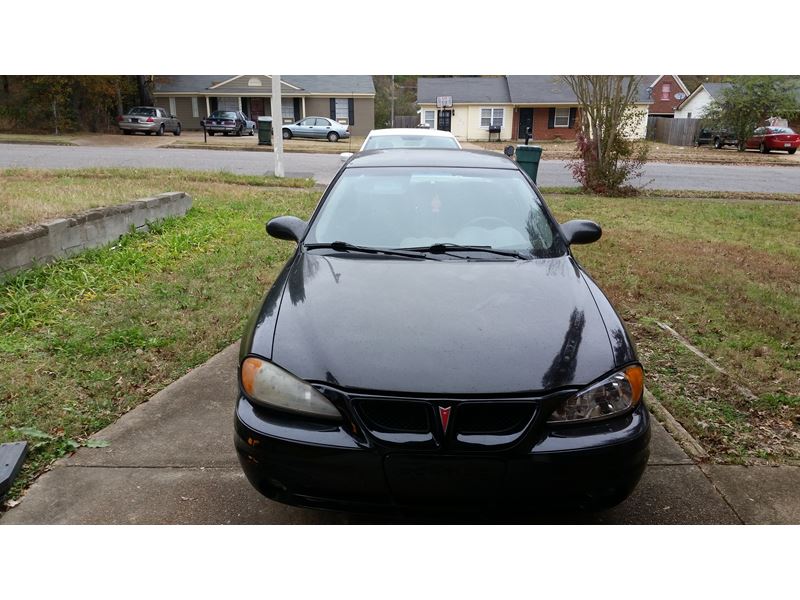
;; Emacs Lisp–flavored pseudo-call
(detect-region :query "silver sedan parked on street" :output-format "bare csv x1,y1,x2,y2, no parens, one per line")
116,106,181,136
281,116,350,142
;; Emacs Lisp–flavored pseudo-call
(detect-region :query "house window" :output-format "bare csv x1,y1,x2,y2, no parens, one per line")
687,111,692,119
661,83,671,100
335,98,349,122
554,107,570,127
423,109,436,129
168,97,176,117
248,78,262,87
480,107,504,128
191,97,199,118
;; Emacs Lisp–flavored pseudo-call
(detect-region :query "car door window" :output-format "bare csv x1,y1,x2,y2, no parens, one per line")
315,118,330,127
299,118,315,126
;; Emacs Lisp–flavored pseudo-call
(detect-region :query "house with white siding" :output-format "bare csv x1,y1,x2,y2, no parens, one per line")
673,82,732,119
417,76,652,142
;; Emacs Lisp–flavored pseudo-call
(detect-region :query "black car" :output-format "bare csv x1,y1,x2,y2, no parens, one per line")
203,110,254,136
235,149,650,514
695,127,737,148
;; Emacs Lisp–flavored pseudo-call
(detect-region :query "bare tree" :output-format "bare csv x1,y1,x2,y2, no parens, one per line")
561,76,648,195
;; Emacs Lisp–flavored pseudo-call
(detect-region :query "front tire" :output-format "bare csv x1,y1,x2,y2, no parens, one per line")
236,125,243,137
156,124,165,136
173,124,181,136
283,129,292,139
760,142,769,154
327,131,340,142
714,138,723,149
789,148,797,155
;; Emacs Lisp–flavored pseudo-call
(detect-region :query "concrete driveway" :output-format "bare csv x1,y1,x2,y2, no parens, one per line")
3,343,796,525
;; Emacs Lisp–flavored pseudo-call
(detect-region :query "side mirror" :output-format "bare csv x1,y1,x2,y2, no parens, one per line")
561,219,602,245
340,152,354,162
266,216,307,243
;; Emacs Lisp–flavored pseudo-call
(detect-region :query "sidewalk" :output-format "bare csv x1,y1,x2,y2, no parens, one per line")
2,344,798,525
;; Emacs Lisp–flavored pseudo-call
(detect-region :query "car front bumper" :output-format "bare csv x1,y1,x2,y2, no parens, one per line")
234,395,651,514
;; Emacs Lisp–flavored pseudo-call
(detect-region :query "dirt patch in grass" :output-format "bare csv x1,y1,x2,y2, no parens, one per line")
0,133,77,146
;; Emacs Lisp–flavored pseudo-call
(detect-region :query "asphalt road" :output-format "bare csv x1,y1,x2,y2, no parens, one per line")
2,143,800,192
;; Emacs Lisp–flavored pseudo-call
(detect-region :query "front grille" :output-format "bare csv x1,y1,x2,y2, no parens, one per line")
358,399,430,433
455,402,536,435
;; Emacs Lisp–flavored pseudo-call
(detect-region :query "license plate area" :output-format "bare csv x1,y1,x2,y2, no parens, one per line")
130,118,138,123
384,455,505,504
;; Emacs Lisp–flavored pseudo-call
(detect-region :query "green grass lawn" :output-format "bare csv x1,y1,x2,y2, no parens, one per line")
1,172,798,502
0,171,320,499
548,194,799,464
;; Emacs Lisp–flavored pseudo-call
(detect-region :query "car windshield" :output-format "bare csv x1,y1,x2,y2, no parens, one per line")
363,135,460,150
210,111,237,119
128,107,156,116
306,167,566,258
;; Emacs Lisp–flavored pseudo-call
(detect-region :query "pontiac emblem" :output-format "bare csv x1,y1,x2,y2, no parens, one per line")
438,406,452,433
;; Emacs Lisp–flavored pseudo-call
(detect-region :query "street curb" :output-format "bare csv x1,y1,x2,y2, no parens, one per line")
644,388,709,462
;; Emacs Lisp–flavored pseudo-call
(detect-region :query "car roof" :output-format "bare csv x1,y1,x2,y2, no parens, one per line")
345,149,518,169
365,128,457,138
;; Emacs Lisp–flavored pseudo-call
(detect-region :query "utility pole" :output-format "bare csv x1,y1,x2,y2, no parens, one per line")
390,75,395,128
271,75,284,177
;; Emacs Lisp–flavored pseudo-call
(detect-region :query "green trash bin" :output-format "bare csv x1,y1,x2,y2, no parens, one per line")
258,117,272,146
515,145,542,183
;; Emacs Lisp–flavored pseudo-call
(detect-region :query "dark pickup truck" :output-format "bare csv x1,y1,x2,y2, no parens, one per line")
696,127,737,148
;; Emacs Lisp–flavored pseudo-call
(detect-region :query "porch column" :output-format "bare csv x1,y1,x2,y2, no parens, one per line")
205,96,210,117
301,97,306,119
238,97,243,111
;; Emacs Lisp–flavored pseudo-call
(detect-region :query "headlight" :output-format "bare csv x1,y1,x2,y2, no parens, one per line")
240,357,341,420
548,365,643,423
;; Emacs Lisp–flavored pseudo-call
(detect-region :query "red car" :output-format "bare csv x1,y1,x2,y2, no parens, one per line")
745,126,799,154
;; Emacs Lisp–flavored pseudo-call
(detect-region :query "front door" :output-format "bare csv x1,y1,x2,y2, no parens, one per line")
518,108,533,139
249,98,265,122
437,109,451,132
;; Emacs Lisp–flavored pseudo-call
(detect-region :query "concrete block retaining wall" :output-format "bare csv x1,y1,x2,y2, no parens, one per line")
0,192,192,279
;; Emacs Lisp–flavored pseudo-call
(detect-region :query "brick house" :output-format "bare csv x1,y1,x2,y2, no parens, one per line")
646,75,691,117
417,76,652,142
151,75,375,135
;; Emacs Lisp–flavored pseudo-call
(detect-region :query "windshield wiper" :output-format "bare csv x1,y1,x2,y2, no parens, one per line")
397,243,529,260
304,241,437,260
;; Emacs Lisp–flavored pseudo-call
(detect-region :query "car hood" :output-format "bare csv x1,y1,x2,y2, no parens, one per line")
268,253,617,395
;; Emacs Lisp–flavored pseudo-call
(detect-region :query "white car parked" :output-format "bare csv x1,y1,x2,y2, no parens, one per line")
340,128,461,161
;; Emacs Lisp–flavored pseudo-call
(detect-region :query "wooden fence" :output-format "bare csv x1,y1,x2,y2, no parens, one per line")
647,117,702,146
392,115,420,128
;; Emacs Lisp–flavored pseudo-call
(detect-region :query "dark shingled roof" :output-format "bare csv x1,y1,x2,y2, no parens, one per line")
418,76,652,105
702,82,733,100
416,77,511,104
153,75,375,95
507,76,652,104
